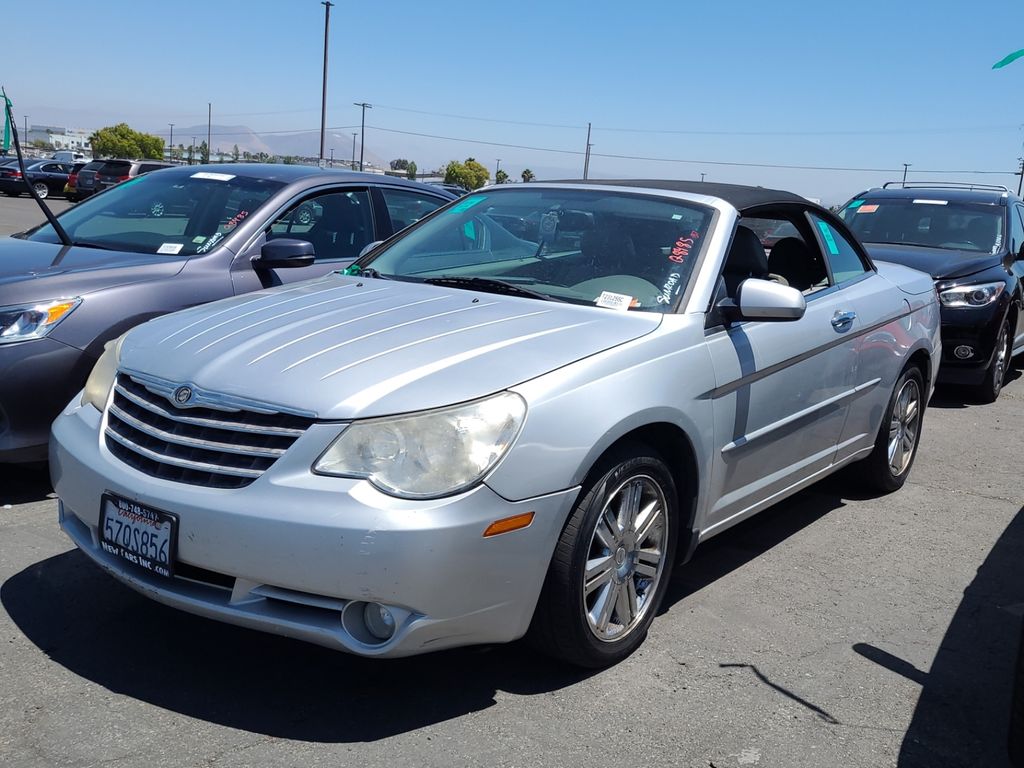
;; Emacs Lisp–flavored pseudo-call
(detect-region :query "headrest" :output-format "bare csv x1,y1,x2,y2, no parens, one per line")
725,225,768,275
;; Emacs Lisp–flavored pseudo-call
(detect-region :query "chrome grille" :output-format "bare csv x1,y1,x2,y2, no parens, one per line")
105,375,314,488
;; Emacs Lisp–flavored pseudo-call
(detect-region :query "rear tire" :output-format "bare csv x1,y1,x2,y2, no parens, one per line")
971,319,1011,404
528,441,679,667
32,182,48,199
859,365,925,493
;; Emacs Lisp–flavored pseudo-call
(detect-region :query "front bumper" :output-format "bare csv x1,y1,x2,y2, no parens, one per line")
0,337,94,462
935,302,1006,385
50,399,578,657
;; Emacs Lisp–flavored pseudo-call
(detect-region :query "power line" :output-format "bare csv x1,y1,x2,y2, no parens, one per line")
373,103,585,130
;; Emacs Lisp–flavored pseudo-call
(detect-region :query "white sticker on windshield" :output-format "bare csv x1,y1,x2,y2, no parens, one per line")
912,199,948,205
157,243,183,255
596,291,634,311
192,236,207,244
191,172,235,181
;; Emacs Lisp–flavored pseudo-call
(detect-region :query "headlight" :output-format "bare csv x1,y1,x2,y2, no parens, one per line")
81,333,128,411
0,298,81,343
938,281,1005,308
314,392,527,499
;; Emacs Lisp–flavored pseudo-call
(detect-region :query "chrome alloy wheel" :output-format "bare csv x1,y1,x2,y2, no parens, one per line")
887,377,921,477
993,323,1011,393
583,474,668,642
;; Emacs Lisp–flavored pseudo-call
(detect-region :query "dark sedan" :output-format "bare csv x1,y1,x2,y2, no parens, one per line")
0,159,73,199
841,182,1024,402
0,163,454,461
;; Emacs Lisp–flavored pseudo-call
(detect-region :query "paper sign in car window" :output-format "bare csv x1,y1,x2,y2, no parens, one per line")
847,199,865,209
816,221,840,255
450,196,485,213
857,204,879,214
157,243,183,255
595,291,634,311
191,172,236,181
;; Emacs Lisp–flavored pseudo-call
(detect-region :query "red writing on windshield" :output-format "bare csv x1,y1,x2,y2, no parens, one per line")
669,230,700,263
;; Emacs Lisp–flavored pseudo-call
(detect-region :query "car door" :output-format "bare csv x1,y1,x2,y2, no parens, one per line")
1011,205,1024,353
702,215,862,535
376,186,451,237
230,186,376,293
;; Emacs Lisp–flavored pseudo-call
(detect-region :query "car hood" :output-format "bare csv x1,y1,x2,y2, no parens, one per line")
0,237,187,304
119,275,663,420
863,242,1001,280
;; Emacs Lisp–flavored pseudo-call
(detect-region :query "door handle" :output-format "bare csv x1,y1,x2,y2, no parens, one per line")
831,310,857,329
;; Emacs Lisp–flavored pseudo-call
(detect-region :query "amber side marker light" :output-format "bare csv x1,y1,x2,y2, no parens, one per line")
46,301,78,323
483,512,535,537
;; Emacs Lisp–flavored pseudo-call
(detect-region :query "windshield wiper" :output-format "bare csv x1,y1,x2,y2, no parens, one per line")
422,275,562,302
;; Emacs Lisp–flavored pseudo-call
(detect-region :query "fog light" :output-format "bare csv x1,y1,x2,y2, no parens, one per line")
954,345,974,359
363,602,396,641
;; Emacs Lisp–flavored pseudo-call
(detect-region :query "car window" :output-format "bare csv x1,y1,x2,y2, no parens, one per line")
1011,205,1024,257
24,171,284,256
842,197,1005,255
380,188,447,232
267,189,374,262
741,216,829,295
809,214,869,284
364,188,714,312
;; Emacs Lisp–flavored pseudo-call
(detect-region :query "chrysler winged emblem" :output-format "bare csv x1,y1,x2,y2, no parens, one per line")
172,386,193,406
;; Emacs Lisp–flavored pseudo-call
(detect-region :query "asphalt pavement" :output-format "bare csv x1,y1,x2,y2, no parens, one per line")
0,195,1021,767
0,195,73,236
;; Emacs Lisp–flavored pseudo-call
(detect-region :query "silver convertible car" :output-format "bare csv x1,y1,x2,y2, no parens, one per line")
50,181,940,667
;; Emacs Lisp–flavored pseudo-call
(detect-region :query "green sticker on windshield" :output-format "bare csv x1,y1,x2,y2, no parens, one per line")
120,177,144,189
847,199,865,209
450,195,485,213
817,220,840,255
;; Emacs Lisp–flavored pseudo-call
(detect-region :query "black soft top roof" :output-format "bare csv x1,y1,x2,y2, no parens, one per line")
545,179,811,212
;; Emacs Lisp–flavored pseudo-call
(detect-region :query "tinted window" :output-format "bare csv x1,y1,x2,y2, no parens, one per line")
843,197,1005,254
268,189,374,262
381,187,447,232
1012,205,1024,257
809,215,868,284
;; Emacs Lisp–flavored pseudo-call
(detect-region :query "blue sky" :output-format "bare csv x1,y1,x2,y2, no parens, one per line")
5,0,1024,203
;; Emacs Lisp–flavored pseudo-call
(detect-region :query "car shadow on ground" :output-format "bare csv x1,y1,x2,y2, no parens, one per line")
853,504,1024,767
0,478,855,743
928,366,1023,410
0,463,54,505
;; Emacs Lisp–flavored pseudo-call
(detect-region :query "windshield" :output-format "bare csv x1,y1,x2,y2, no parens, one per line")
362,188,713,312
22,171,284,256
841,197,1005,254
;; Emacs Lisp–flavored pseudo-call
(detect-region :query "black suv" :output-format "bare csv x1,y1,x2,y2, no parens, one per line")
841,182,1024,402
75,159,174,199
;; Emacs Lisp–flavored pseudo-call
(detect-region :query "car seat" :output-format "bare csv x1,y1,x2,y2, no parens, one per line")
723,225,771,297
768,237,825,292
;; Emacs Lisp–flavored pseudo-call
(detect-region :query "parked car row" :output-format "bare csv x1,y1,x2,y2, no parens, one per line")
0,165,1017,668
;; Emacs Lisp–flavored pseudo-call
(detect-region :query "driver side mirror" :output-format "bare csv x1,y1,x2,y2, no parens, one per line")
717,278,806,323
253,238,315,269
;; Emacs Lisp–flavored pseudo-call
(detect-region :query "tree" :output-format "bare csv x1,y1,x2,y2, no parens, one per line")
495,169,509,184
232,144,240,162
198,140,210,164
406,161,417,181
521,168,535,183
444,158,490,190
390,158,410,171
90,123,163,159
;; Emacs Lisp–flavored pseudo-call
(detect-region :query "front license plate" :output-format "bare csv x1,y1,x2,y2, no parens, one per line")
99,493,177,578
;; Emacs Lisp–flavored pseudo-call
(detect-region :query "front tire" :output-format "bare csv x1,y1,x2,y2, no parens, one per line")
32,182,48,199
972,319,1012,404
859,365,925,493
528,442,679,667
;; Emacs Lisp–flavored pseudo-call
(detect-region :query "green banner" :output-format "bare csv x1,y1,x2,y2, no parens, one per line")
993,49,1024,69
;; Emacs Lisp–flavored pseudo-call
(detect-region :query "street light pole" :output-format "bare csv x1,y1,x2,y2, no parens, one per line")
353,102,372,170
329,148,334,168
583,122,592,179
207,103,212,163
1017,157,1023,196
902,163,911,185
700,172,706,182
351,132,357,170
190,137,196,165
319,1,334,166
168,123,174,163
495,158,501,182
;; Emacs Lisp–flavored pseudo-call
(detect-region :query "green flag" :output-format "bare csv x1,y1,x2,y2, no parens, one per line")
1,88,10,154
993,48,1024,69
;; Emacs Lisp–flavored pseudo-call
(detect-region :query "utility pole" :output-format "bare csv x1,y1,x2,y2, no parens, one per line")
902,163,911,185
351,132,357,170
700,172,706,182
319,0,334,166
168,123,174,163
1017,157,1023,196
329,148,334,168
23,116,27,144
583,122,592,179
353,102,372,170
207,103,212,163
495,158,501,182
